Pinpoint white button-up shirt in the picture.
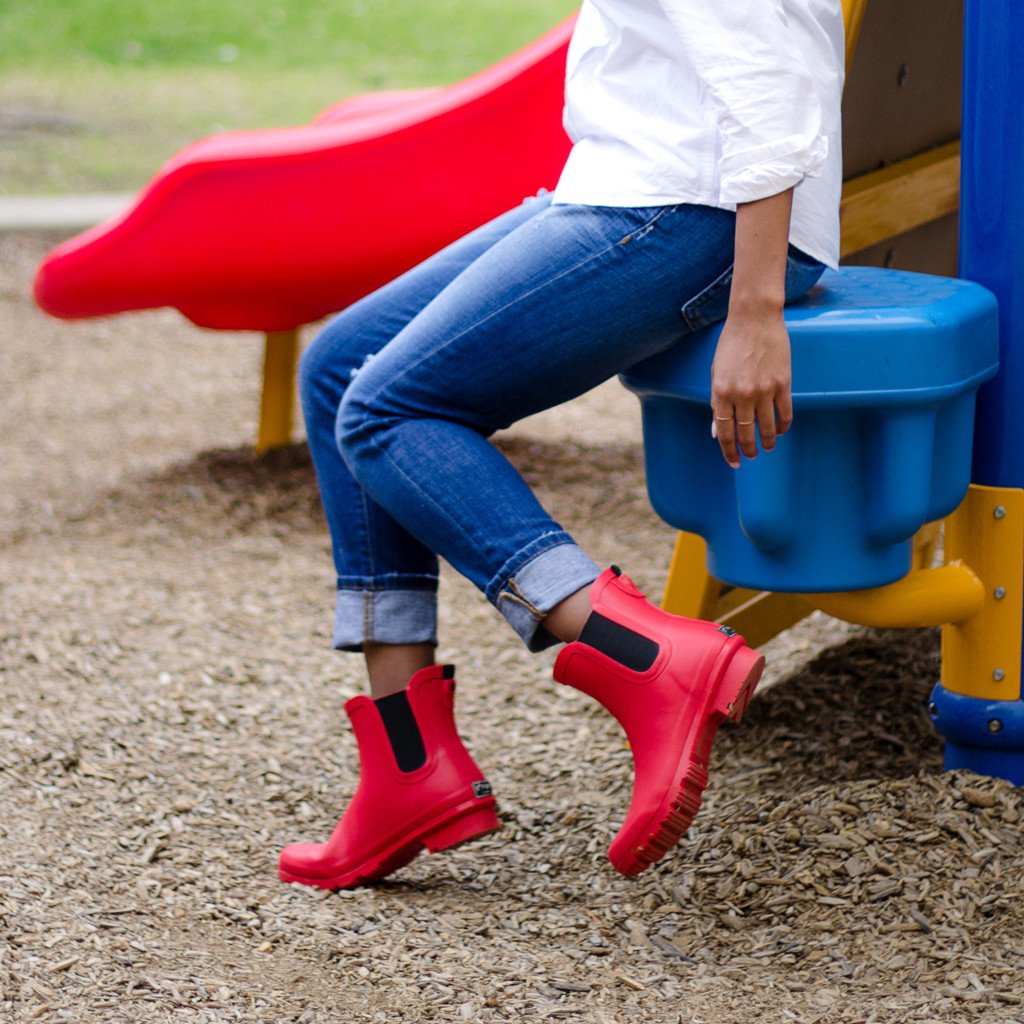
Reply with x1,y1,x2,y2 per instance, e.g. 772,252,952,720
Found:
552,0,844,268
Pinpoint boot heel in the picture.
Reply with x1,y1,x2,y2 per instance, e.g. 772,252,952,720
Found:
714,644,765,723
422,805,500,853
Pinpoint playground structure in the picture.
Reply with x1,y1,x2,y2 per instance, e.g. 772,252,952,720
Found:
31,2,1024,784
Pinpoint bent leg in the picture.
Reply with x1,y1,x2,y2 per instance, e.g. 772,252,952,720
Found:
338,202,740,649
299,192,552,649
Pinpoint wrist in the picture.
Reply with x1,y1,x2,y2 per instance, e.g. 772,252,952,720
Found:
727,288,786,318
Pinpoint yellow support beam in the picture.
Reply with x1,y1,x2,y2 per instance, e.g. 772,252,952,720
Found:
717,591,815,650
661,516,980,648
256,328,300,452
803,561,985,629
911,520,941,571
662,532,719,619
942,484,1024,701
661,531,814,645
840,141,961,258
842,0,870,76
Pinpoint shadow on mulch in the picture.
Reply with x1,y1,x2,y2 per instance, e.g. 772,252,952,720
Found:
29,433,947,792
34,434,656,545
34,442,326,543
718,628,944,791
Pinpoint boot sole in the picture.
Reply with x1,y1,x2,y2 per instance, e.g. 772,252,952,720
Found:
612,643,764,877
278,800,500,890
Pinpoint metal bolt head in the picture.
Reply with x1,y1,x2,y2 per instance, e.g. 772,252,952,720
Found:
994,668,1006,682
994,505,1007,519
994,586,1007,600
928,701,939,718
988,718,1003,734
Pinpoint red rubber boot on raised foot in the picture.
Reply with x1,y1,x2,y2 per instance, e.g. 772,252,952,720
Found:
553,567,764,877
278,664,499,890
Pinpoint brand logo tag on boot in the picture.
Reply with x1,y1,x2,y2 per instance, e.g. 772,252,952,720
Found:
472,780,493,799
717,625,737,637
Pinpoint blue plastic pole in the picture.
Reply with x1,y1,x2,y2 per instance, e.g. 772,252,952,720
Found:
932,0,1024,782
960,0,1024,487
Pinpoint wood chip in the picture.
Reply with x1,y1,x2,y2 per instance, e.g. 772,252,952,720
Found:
961,787,998,808
615,972,646,992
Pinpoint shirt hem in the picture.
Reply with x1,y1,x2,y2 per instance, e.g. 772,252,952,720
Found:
550,192,838,271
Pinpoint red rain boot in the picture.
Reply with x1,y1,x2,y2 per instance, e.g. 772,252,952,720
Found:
278,664,499,889
553,567,763,877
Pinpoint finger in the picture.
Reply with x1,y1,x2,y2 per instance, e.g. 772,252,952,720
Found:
775,387,794,435
756,395,777,451
735,406,758,460
714,414,740,468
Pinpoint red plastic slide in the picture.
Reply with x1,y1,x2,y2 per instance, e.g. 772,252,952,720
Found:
34,17,575,332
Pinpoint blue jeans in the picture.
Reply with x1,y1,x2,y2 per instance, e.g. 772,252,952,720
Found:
300,192,824,652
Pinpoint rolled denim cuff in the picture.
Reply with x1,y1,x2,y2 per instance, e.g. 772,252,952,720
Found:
496,543,600,652
333,589,438,651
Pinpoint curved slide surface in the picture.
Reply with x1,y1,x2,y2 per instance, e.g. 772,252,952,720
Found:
34,17,575,332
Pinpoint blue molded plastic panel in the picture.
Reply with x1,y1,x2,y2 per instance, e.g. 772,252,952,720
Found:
621,267,999,592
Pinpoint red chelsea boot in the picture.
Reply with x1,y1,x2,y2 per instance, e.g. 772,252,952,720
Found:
553,567,763,877
278,664,499,889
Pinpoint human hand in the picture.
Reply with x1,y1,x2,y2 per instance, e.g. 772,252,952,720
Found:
710,307,793,468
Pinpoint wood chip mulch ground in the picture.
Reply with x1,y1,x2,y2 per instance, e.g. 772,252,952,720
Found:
2,233,1023,1024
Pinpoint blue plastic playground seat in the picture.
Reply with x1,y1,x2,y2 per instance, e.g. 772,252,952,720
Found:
620,267,1000,592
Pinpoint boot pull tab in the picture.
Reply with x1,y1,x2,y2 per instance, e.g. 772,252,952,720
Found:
606,565,646,600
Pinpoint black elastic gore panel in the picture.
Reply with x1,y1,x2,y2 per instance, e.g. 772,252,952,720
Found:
375,691,428,772
578,611,659,672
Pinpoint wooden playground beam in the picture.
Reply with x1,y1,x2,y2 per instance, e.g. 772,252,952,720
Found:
839,141,961,259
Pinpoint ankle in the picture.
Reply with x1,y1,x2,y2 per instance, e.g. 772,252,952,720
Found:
365,642,435,698
541,585,593,643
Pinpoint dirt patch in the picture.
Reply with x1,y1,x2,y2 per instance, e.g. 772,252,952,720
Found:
3,232,1023,1024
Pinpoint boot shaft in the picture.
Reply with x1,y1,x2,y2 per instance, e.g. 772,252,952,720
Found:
345,665,488,790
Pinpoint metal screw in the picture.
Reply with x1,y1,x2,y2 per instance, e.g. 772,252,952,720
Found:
928,701,939,718
993,668,1006,681
994,505,1007,519
994,586,1007,600
989,718,1003,734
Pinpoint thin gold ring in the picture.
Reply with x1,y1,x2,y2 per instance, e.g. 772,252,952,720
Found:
713,415,734,421
736,419,756,425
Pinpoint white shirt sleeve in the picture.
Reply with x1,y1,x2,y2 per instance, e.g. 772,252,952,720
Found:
657,0,829,204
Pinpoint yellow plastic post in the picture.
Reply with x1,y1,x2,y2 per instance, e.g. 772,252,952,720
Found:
256,329,300,452
941,484,1024,701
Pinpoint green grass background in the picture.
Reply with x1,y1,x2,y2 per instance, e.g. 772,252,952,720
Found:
0,0,577,194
